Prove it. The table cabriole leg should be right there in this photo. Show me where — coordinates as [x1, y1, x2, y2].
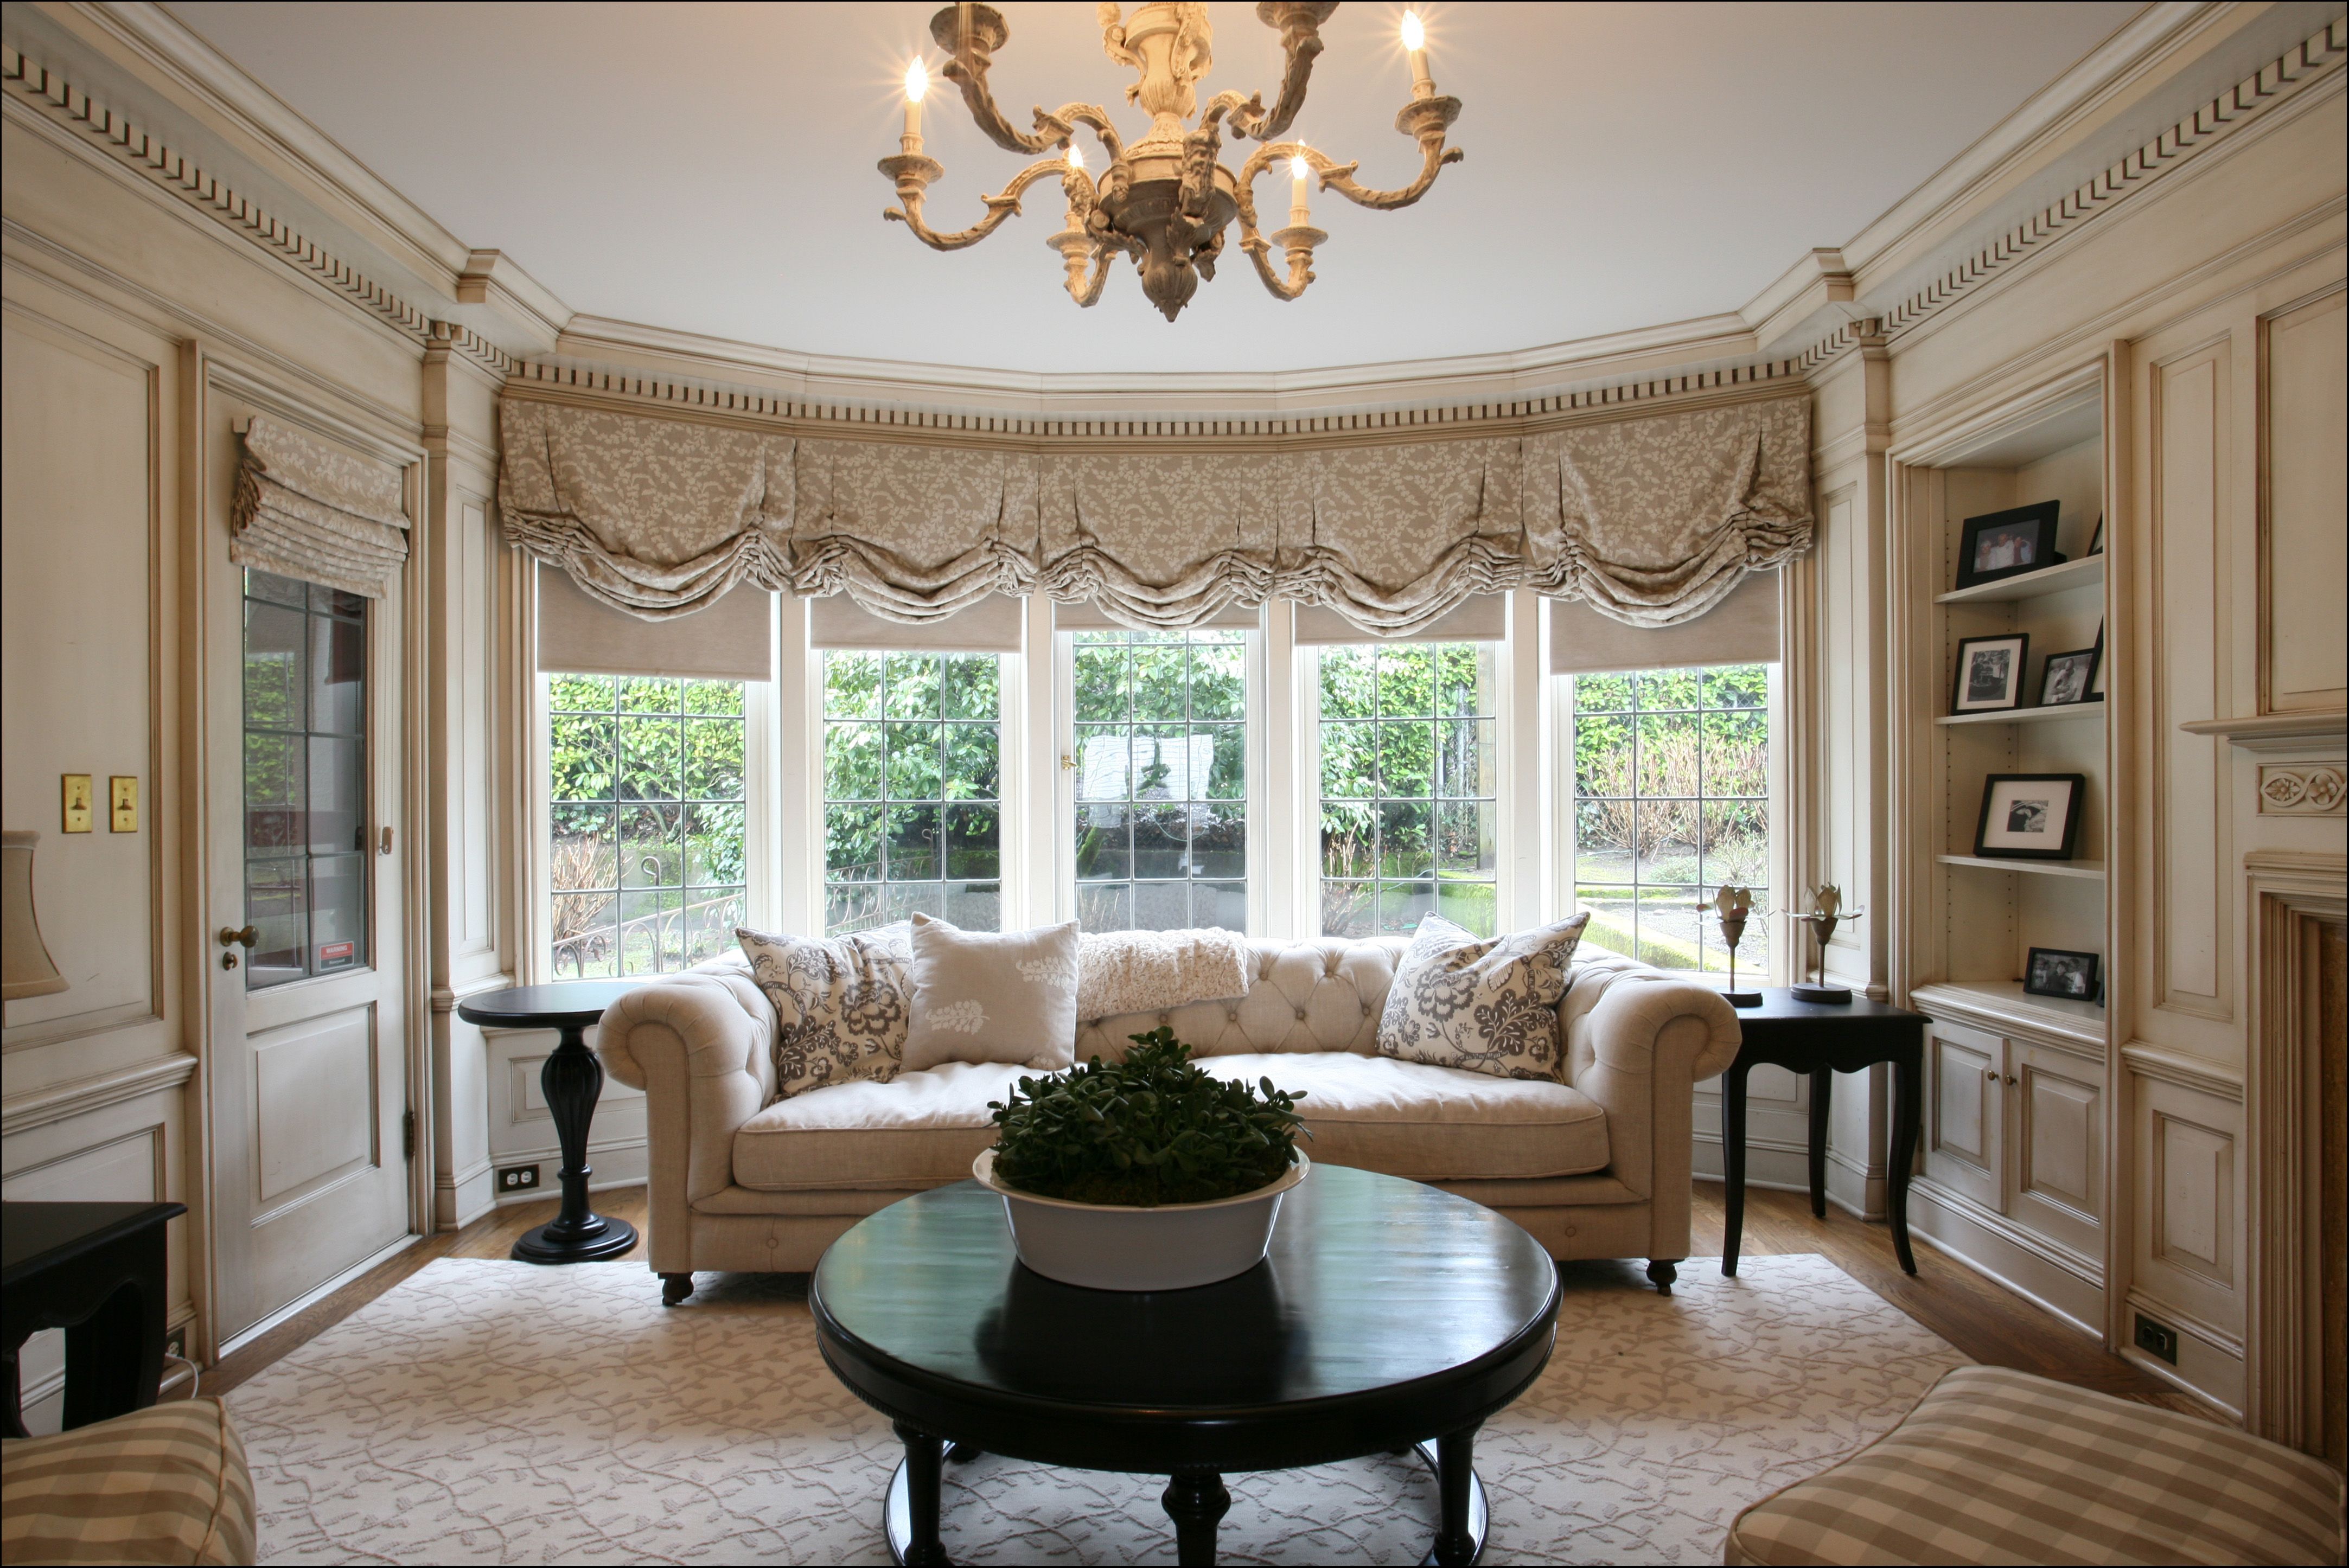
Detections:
[1163, 1469, 1230, 1566]
[1888, 1049, 1922, 1275]
[1722, 1061, 1751, 1276]
[1433, 1425, 1479, 1565]
[1808, 1068, 1833, 1218]
[893, 1422, 950, 1566]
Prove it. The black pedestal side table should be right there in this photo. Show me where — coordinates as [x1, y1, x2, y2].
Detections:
[812, 1164, 1559, 1567]
[456, 981, 641, 1264]
[2, 1200, 186, 1436]
[1720, 990, 1928, 1277]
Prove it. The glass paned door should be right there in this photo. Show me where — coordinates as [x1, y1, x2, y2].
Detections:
[241, 569, 368, 987]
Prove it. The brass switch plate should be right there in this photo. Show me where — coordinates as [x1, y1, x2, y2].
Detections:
[110, 776, 139, 833]
[61, 773, 93, 833]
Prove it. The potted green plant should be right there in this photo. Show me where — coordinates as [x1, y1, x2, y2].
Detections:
[971, 1027, 1311, 1291]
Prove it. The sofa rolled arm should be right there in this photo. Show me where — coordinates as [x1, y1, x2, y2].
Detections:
[1568, 976, 1741, 1213]
[1585, 977, 1742, 1086]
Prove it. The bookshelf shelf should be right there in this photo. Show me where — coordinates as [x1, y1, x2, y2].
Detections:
[1935, 554, 2103, 604]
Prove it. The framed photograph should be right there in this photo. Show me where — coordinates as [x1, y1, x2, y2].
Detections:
[2089, 618, 2107, 699]
[1951, 633, 2030, 713]
[1974, 772, 2088, 860]
[2085, 514, 2104, 556]
[2024, 946, 2103, 1003]
[1956, 501, 2064, 588]
[2039, 646, 2098, 707]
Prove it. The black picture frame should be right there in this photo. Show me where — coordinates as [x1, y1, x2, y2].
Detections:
[2085, 514, 2104, 556]
[2089, 618, 2107, 699]
[1974, 772, 2088, 860]
[1956, 501, 2064, 588]
[1951, 633, 2031, 713]
[2039, 646, 2098, 707]
[2024, 946, 2103, 1003]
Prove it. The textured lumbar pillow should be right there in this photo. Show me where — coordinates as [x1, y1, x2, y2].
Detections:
[736, 923, 913, 1100]
[903, 914, 1081, 1073]
[1376, 911, 1591, 1080]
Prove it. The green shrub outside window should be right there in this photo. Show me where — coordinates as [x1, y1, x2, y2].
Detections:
[824, 651, 1002, 935]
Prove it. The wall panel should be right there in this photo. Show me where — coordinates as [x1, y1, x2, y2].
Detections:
[2259, 288, 2347, 716]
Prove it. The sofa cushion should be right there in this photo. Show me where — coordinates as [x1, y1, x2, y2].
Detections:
[1377, 912, 1589, 1080]
[736, 923, 911, 1100]
[1199, 1052, 1607, 1180]
[732, 1060, 1030, 1191]
[0, 1397, 256, 1566]
[903, 916, 1080, 1074]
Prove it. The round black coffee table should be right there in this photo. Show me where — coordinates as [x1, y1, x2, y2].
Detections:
[811, 1163, 1559, 1566]
[454, 981, 640, 1264]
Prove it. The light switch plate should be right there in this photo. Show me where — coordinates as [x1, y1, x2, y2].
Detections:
[110, 776, 138, 833]
[61, 774, 93, 833]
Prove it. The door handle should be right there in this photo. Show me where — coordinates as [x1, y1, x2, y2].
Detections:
[219, 925, 258, 949]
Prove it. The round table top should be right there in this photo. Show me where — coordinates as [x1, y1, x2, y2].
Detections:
[810, 1163, 1560, 1473]
[454, 980, 642, 1028]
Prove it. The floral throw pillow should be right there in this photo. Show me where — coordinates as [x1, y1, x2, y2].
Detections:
[736, 923, 914, 1100]
[1375, 912, 1591, 1081]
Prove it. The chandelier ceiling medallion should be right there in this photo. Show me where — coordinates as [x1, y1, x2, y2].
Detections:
[880, 2, 1464, 321]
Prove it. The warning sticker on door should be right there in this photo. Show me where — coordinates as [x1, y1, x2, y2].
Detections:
[318, 940, 355, 970]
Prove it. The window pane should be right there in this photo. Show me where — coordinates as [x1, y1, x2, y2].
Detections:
[1569, 665, 1773, 977]
[828, 652, 1000, 933]
[1069, 630, 1252, 933]
[1318, 642, 1497, 937]
[548, 671, 744, 978]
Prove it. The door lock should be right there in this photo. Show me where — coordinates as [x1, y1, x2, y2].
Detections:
[219, 925, 258, 949]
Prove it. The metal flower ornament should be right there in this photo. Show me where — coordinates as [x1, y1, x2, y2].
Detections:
[1707, 885, 1762, 1008]
[879, 2, 1465, 320]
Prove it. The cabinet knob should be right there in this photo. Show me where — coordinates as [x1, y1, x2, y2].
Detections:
[2005, 1074, 2018, 1085]
[1984, 1067, 1997, 1079]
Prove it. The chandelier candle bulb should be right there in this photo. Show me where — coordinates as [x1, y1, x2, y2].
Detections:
[1402, 9, 1434, 98]
[902, 57, 927, 145]
[1290, 153, 1311, 225]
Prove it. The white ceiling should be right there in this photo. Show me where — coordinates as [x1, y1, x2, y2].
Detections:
[166, 1, 2142, 377]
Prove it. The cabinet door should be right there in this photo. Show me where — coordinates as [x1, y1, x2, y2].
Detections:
[1923, 1019, 2004, 1210]
[2007, 1039, 2104, 1260]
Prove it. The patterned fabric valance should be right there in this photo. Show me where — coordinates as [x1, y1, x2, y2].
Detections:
[496, 393, 1810, 633]
[229, 417, 408, 599]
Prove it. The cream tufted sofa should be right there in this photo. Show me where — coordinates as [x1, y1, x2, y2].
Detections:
[598, 938, 1740, 1304]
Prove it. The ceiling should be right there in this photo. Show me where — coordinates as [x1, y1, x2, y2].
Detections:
[165, 1, 2143, 377]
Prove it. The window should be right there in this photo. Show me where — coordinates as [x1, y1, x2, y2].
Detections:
[547, 675, 746, 976]
[241, 570, 368, 988]
[1318, 642, 1498, 938]
[1070, 628, 1249, 932]
[823, 652, 1002, 935]
[1568, 664, 1771, 975]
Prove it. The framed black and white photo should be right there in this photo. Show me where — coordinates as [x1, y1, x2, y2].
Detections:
[2089, 618, 2107, 699]
[2040, 645, 2098, 707]
[1951, 633, 2030, 713]
[2024, 946, 2102, 1003]
[1955, 501, 2063, 589]
[1974, 772, 2087, 860]
[2085, 514, 2103, 556]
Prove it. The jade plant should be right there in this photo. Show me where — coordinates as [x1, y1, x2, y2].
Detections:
[987, 1028, 1309, 1207]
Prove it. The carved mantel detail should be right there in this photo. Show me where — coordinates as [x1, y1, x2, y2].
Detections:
[2257, 764, 2346, 816]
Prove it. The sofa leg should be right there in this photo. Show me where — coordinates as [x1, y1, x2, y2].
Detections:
[660, 1272, 695, 1307]
[1646, 1259, 1680, 1296]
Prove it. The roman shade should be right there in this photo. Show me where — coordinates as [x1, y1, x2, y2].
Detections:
[1293, 594, 1507, 644]
[229, 416, 409, 598]
[1548, 568, 1781, 675]
[811, 592, 1026, 652]
[1053, 600, 1263, 631]
[497, 393, 1810, 636]
[536, 564, 773, 681]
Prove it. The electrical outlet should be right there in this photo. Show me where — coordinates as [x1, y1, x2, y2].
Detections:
[2134, 1313, 2179, 1365]
[496, 1163, 542, 1194]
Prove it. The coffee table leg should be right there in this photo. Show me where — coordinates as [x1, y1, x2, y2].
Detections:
[1722, 1061, 1750, 1276]
[1434, 1424, 1480, 1566]
[1888, 1048, 1922, 1275]
[1162, 1469, 1229, 1567]
[890, 1422, 949, 1567]
[1808, 1068, 1833, 1219]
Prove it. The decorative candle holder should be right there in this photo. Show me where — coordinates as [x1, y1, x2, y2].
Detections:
[1707, 886, 1762, 1007]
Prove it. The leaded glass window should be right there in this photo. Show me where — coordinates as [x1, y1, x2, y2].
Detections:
[823, 652, 1002, 935]
[1071, 628, 1248, 932]
[547, 675, 746, 976]
[1318, 642, 1498, 937]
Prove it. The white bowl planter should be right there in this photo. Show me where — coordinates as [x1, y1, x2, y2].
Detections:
[971, 1149, 1311, 1292]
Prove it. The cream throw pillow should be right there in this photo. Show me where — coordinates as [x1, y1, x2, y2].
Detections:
[903, 914, 1081, 1073]
[736, 923, 913, 1100]
[1375, 912, 1591, 1081]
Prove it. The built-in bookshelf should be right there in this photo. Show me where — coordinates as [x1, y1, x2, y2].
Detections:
[1889, 368, 2119, 1335]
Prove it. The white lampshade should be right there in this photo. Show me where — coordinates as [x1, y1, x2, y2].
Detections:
[2, 829, 68, 1001]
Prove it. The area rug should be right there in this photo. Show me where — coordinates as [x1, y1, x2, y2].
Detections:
[231, 1253, 1963, 1564]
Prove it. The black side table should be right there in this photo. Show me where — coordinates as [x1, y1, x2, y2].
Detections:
[457, 981, 641, 1264]
[1720, 990, 1927, 1277]
[2, 1200, 186, 1436]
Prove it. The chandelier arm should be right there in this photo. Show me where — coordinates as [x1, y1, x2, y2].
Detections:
[1240, 235, 1311, 302]
[1065, 243, 1118, 308]
[888, 157, 1069, 251]
[1045, 103, 1127, 161]
[936, 3, 1060, 155]
[1242, 1, 1338, 142]
[1318, 97, 1465, 212]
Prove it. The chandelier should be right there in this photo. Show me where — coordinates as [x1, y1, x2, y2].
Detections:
[879, 2, 1464, 321]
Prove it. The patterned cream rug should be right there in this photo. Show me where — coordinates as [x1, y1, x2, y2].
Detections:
[231, 1253, 1963, 1564]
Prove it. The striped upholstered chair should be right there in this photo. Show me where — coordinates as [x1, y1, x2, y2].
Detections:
[0, 1397, 254, 1565]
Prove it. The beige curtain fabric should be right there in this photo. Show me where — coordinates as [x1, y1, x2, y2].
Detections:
[1053, 599, 1262, 631]
[499, 394, 1809, 635]
[537, 565, 774, 681]
[1549, 567, 1780, 674]
[1294, 593, 1507, 645]
[229, 417, 408, 599]
[1525, 396, 1810, 628]
[811, 591, 1026, 652]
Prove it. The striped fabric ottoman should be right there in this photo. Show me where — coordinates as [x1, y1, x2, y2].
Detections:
[1726, 1365, 2345, 1566]
[0, 1398, 254, 1566]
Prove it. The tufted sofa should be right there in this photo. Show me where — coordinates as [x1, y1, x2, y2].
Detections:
[598, 937, 1740, 1303]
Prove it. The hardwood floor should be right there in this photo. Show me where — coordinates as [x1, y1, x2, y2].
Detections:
[207, 1179, 2187, 1411]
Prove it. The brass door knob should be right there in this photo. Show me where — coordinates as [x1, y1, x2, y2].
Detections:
[218, 925, 258, 949]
